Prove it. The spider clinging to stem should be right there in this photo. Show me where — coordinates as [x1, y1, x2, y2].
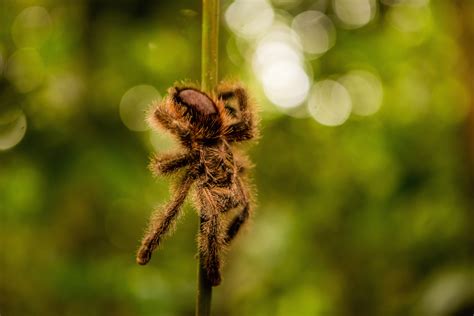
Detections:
[136, 81, 259, 286]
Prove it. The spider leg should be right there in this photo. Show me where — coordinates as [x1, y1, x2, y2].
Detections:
[224, 176, 251, 244]
[148, 100, 192, 145]
[217, 83, 258, 143]
[136, 171, 195, 265]
[234, 151, 253, 176]
[149, 152, 196, 177]
[196, 187, 227, 286]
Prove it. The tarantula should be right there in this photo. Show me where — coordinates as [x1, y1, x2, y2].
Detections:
[136, 81, 258, 286]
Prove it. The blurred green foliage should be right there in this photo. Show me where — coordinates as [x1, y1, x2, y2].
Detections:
[0, 0, 473, 315]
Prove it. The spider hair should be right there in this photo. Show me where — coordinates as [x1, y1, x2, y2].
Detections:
[137, 80, 258, 286]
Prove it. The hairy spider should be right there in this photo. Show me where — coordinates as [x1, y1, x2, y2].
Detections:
[136, 81, 258, 286]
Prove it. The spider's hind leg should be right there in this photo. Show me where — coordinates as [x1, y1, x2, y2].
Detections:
[195, 187, 228, 286]
[198, 213, 223, 286]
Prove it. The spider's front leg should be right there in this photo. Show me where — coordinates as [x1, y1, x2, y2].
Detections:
[218, 83, 258, 142]
[149, 152, 196, 177]
[136, 171, 195, 265]
[148, 99, 192, 146]
[196, 187, 227, 286]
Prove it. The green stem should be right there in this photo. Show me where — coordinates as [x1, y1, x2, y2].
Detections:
[201, 0, 219, 93]
[196, 0, 219, 316]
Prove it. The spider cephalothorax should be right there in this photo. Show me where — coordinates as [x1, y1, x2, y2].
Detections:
[136, 81, 258, 286]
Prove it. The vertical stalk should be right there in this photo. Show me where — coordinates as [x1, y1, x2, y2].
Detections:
[201, 0, 219, 92]
[197, 0, 219, 316]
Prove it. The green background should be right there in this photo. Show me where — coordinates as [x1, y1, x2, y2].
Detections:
[1, 0, 473, 315]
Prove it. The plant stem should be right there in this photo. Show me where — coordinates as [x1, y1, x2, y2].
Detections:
[201, 0, 219, 93]
[196, 0, 219, 316]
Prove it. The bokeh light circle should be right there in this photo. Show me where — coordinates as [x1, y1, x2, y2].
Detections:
[291, 11, 336, 56]
[252, 40, 302, 74]
[0, 111, 27, 151]
[225, 0, 274, 39]
[273, 0, 304, 9]
[261, 61, 310, 109]
[251, 21, 310, 109]
[5, 48, 45, 93]
[333, 0, 376, 29]
[11, 6, 52, 48]
[339, 70, 383, 116]
[382, 0, 429, 6]
[119, 85, 161, 132]
[308, 80, 352, 126]
[387, 4, 432, 33]
[43, 73, 84, 110]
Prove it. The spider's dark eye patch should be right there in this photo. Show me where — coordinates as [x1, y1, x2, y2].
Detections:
[178, 89, 217, 115]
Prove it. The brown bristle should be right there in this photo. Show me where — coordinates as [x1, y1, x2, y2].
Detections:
[137, 81, 259, 287]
